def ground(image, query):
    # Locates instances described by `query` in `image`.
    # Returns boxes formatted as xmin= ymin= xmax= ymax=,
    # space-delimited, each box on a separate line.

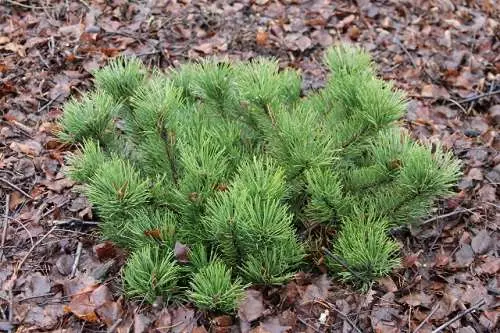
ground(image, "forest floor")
xmin=0 ymin=0 xmax=499 ymax=332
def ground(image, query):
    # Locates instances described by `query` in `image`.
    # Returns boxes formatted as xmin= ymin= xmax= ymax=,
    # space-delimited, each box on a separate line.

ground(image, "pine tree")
xmin=58 ymin=44 xmax=460 ymax=311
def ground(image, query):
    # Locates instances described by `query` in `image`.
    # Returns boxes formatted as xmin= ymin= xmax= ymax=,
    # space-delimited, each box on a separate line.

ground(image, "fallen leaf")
xmin=477 ymin=257 xmax=500 ymax=275
xmin=454 ymin=245 xmax=474 ymax=267
xmin=96 ymin=301 xmax=122 ymax=326
xmin=153 ymin=308 xmax=172 ymax=333
xmin=301 ymin=274 xmax=330 ymax=304
xmin=471 ymin=230 xmax=492 ymax=254
xmin=170 ymin=307 xmax=196 ymax=333
xmin=65 ymin=293 xmax=99 ymax=322
xmin=256 ymin=30 xmax=269 ymax=46
xmin=94 ymin=242 xmax=118 ymax=261
xmin=90 ymin=285 xmax=113 ymax=308
xmin=134 ymin=312 xmax=152 ymax=333
xmin=10 ymin=140 xmax=43 ymax=156
xmin=239 ymin=289 xmax=265 ymax=322
xmin=23 ymin=273 xmax=51 ymax=298
xmin=174 ymin=241 xmax=189 ymax=263
xmin=377 ymin=277 xmax=398 ymax=292
xmin=56 ymin=255 xmax=74 ymax=276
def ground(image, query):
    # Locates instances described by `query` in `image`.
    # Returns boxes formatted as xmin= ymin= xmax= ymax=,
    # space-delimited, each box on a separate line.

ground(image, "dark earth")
xmin=0 ymin=0 xmax=499 ymax=332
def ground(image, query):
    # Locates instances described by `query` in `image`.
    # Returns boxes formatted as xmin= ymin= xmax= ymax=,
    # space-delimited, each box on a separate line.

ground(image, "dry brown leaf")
xmin=238 ymin=289 xmax=265 ymax=322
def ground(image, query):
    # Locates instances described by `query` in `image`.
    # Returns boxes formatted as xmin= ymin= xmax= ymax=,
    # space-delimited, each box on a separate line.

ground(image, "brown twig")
xmin=51 ymin=219 xmax=99 ymax=226
xmin=4 ymin=0 xmax=53 ymax=9
xmin=107 ymin=318 xmax=123 ymax=333
xmin=0 ymin=194 xmax=10 ymax=260
xmin=70 ymin=241 xmax=83 ymax=278
xmin=297 ymin=316 xmax=321 ymax=333
xmin=431 ymin=299 xmax=485 ymax=333
xmin=458 ymin=89 xmax=500 ymax=104
xmin=0 ymin=178 xmax=34 ymax=200
xmin=421 ymin=207 xmax=476 ymax=225
xmin=5 ymin=225 xmax=57 ymax=332
xmin=41 ymin=199 xmax=70 ymax=218
xmin=413 ymin=304 xmax=439 ymax=333
xmin=15 ymin=226 xmax=57 ymax=274
xmin=314 ymin=300 xmax=363 ymax=333
xmin=394 ymin=40 xmax=437 ymax=83
xmin=37 ymin=93 xmax=61 ymax=113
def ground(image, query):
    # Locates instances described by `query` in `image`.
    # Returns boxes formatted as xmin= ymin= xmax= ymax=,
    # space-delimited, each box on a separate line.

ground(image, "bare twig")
xmin=8 ymin=120 xmax=33 ymax=135
xmin=37 ymin=93 xmax=61 ymax=113
xmin=70 ymin=241 xmax=83 ymax=278
xmin=41 ymin=199 xmax=70 ymax=218
xmin=297 ymin=316 xmax=321 ymax=333
xmin=446 ymin=98 xmax=468 ymax=114
xmin=431 ymin=299 xmax=485 ymax=333
xmin=0 ymin=178 xmax=34 ymax=200
xmin=314 ymin=300 xmax=363 ymax=333
xmin=413 ymin=304 xmax=439 ymax=333
xmin=107 ymin=318 xmax=123 ymax=333
xmin=6 ymin=216 xmax=34 ymax=247
xmin=15 ymin=226 xmax=57 ymax=273
xmin=394 ymin=40 xmax=438 ymax=83
xmin=51 ymin=219 xmax=99 ymax=226
xmin=330 ymin=307 xmax=363 ymax=333
xmin=0 ymin=195 xmax=10 ymax=260
xmin=458 ymin=89 xmax=500 ymax=104
xmin=4 ymin=0 xmax=53 ymax=9
xmin=421 ymin=207 xmax=476 ymax=225
xmin=5 ymin=225 xmax=57 ymax=332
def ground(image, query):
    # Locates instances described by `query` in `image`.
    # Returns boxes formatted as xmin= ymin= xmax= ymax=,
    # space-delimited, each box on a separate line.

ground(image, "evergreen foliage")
xmin=59 ymin=44 xmax=460 ymax=312
xmin=188 ymin=261 xmax=246 ymax=313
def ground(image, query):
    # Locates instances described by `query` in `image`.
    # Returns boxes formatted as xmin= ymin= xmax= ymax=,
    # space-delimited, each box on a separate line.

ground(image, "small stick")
xmin=297 ymin=316 xmax=321 ymax=333
xmin=9 ymin=120 xmax=33 ymax=135
xmin=330 ymin=308 xmax=362 ymax=333
xmin=0 ymin=194 xmax=10 ymax=260
xmin=458 ymin=89 xmax=500 ymax=104
xmin=322 ymin=247 xmax=366 ymax=283
xmin=413 ymin=304 xmax=439 ymax=333
xmin=70 ymin=241 xmax=83 ymax=278
xmin=37 ymin=94 xmax=61 ymax=113
xmin=431 ymin=299 xmax=485 ymax=333
xmin=107 ymin=318 xmax=123 ymax=333
xmin=421 ymin=208 xmax=475 ymax=225
xmin=15 ymin=226 xmax=57 ymax=274
xmin=0 ymin=178 xmax=33 ymax=200
xmin=41 ymin=199 xmax=70 ymax=218
xmin=52 ymin=219 xmax=99 ymax=226
xmin=315 ymin=300 xmax=363 ymax=333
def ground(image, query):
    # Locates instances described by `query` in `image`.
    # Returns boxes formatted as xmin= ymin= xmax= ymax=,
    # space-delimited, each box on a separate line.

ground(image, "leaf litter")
xmin=0 ymin=0 xmax=498 ymax=331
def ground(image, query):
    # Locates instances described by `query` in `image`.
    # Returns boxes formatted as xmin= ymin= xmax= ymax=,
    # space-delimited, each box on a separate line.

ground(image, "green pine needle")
xmin=86 ymin=157 xmax=150 ymax=220
xmin=123 ymin=245 xmax=181 ymax=304
xmin=330 ymin=213 xmax=400 ymax=288
xmin=93 ymin=56 xmax=147 ymax=102
xmin=65 ymin=139 xmax=107 ymax=183
xmin=58 ymin=90 xmax=119 ymax=144
xmin=61 ymin=44 xmax=461 ymax=306
xmin=188 ymin=260 xmax=246 ymax=313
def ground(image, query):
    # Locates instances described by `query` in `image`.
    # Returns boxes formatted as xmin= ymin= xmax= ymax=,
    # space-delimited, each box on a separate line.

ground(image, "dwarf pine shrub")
xmin=58 ymin=45 xmax=460 ymax=311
